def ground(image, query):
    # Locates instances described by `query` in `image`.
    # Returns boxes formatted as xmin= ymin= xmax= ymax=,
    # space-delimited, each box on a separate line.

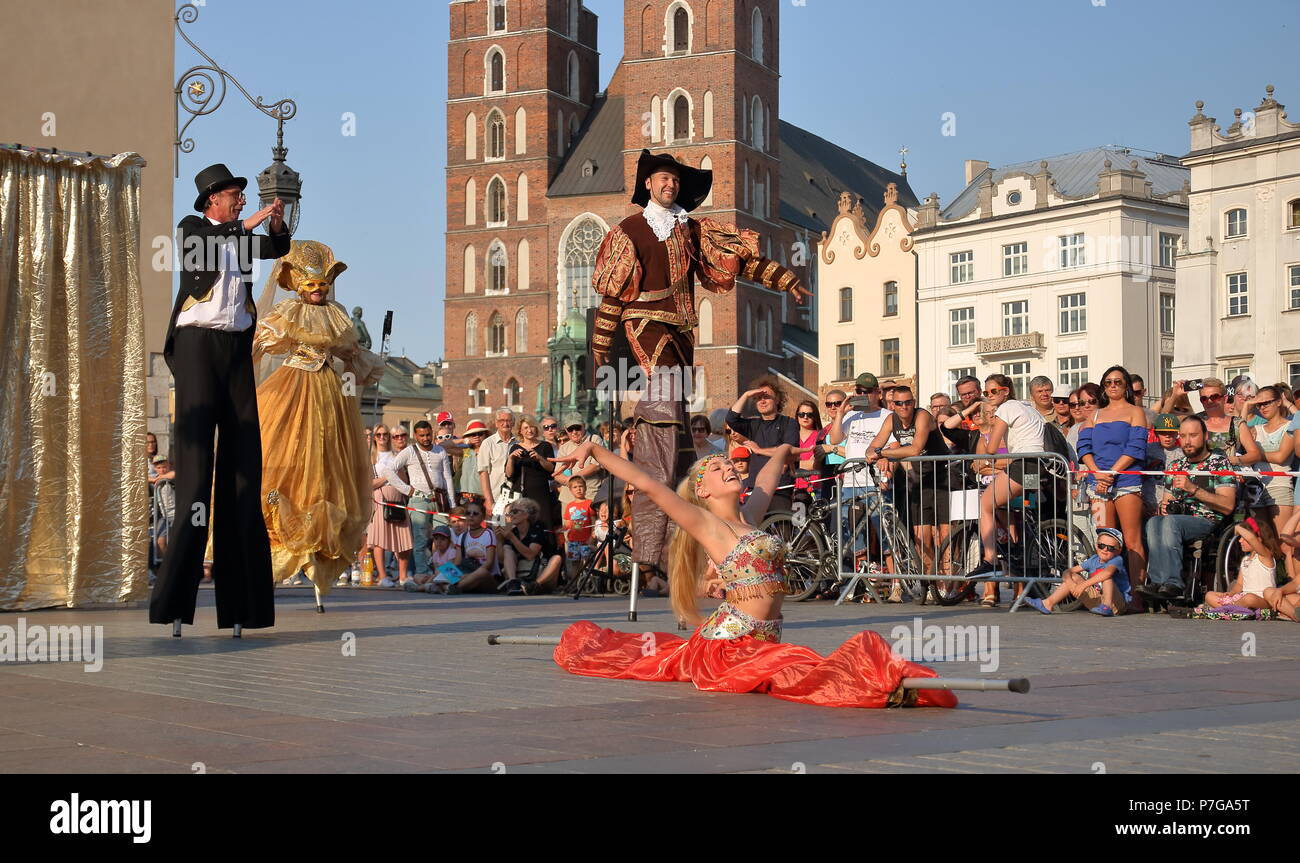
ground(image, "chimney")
xmin=412 ymin=373 xmax=423 ymax=388
xmin=964 ymin=159 xmax=989 ymax=185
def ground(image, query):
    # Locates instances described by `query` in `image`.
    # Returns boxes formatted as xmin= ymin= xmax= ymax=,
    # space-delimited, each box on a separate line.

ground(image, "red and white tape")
xmin=1076 ymin=467 xmax=1300 ymax=479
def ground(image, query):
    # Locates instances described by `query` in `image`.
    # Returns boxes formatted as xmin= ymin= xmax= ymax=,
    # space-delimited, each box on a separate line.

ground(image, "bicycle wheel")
xmin=760 ymin=511 xmax=827 ymax=602
xmin=880 ymin=510 xmax=926 ymax=602
xmin=933 ymin=522 xmax=980 ymax=606
xmin=1213 ymin=529 xmax=1243 ymax=595
xmin=1030 ymin=518 xmax=1092 ymax=613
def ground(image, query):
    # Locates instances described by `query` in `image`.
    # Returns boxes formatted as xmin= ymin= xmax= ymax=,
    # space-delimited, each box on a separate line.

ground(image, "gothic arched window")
xmin=489 ymin=312 xmax=506 ymax=354
xmin=672 ymin=94 xmax=689 ymax=141
xmin=465 ymin=312 xmax=478 ymax=356
xmin=487 ymin=111 xmax=505 ymax=159
xmin=486 ymin=177 xmax=506 ymax=225
xmin=487 ymin=242 xmax=507 ymax=294
xmin=562 ymin=216 xmax=606 ymax=315
xmin=487 ymin=49 xmax=504 ymax=93
xmin=673 ymin=7 xmax=689 ymax=52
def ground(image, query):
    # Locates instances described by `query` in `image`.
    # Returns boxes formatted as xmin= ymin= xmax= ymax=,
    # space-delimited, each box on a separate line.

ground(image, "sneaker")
xmin=887 ymin=583 xmax=904 ymax=604
xmin=498 ymin=578 xmax=521 ymax=595
xmin=1133 ymin=581 xmax=1162 ymax=601
xmin=1157 ymin=583 xmax=1184 ymax=600
xmin=1024 ymin=597 xmax=1052 ymax=615
xmin=403 ymin=579 xmax=421 ymax=592
xmin=378 ymin=577 xmax=396 ymax=589
xmin=1089 ymin=604 xmax=1115 ymax=617
xmin=966 ymin=560 xmax=1001 ymax=579
xmin=334 ymin=574 xmax=350 ymax=588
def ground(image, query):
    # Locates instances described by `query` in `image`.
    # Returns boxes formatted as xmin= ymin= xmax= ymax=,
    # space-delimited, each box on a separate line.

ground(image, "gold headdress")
xmin=270 ymin=239 xmax=348 ymax=298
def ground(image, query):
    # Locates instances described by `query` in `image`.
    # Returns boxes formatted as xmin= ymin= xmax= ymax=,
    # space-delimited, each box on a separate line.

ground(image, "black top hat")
xmin=192 ymin=163 xmax=248 ymax=212
xmin=630 ymin=149 xmax=712 ymax=212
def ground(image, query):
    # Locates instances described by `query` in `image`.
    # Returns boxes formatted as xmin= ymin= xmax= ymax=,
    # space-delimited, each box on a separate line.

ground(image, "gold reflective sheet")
xmin=0 ymin=148 xmax=150 ymax=609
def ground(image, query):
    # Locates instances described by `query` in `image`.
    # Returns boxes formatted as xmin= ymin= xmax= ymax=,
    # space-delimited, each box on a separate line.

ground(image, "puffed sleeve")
xmin=591 ymin=226 xmax=639 ymax=353
xmin=1123 ymin=423 xmax=1149 ymax=461
xmin=696 ymin=217 xmax=805 ymax=297
xmin=1076 ymin=425 xmax=1094 ymax=460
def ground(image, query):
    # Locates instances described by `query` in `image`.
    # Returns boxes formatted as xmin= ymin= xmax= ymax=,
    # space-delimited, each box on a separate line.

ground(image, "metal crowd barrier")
xmin=823 ymin=453 xmax=1090 ymax=612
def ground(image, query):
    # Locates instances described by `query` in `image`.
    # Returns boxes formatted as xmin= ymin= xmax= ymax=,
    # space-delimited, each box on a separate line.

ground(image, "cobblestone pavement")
xmin=1 ymin=586 xmax=1296 ymax=773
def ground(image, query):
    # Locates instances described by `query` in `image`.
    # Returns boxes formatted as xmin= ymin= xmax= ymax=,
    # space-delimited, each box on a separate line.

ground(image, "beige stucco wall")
xmin=0 ymin=0 xmax=175 ymax=451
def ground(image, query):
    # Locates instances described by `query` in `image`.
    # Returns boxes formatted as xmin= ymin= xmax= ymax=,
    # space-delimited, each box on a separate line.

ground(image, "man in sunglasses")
xmin=1024 ymin=527 xmax=1131 ymax=616
xmin=826 ymin=372 xmax=894 ymax=565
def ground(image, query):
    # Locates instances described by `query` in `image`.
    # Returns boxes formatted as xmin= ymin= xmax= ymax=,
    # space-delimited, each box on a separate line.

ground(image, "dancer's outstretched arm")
xmin=738 ymin=442 xmax=796 ymax=523
xmin=557 ymin=442 xmax=738 ymax=565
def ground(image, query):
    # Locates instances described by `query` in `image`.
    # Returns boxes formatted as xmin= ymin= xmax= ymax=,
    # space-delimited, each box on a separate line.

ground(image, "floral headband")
xmin=693 ymin=454 xmax=731 ymax=491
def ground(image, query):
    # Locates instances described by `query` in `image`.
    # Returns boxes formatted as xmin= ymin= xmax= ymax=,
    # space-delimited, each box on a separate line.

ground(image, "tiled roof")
xmin=941 ymin=147 xmax=1188 ymax=220
xmin=778 ymin=120 xmax=917 ymax=235
xmin=548 ymin=94 xmax=626 ymax=198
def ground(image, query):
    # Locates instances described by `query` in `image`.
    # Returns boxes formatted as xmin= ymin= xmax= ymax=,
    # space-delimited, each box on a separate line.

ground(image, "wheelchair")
xmin=1150 ymin=516 xmax=1241 ymax=609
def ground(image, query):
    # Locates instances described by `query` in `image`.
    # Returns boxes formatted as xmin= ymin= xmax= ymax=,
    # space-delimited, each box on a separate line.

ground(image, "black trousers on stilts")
xmin=149 ymin=326 xmax=274 ymax=629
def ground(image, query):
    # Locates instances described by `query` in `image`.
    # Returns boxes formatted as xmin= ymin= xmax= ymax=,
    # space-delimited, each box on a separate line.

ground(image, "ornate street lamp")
xmin=173 ymin=3 xmax=302 ymax=232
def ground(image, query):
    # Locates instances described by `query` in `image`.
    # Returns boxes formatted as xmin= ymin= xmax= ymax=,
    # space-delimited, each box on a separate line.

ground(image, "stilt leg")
xmin=172 ymin=619 xmax=182 ymax=638
xmin=628 ymin=563 xmax=639 ymax=622
xmin=314 ymin=583 xmax=325 ymax=613
xmin=232 ymin=623 xmax=242 ymax=639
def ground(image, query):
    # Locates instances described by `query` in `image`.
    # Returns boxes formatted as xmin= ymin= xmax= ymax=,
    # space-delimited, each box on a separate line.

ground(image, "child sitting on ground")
xmin=1266 ymin=509 xmax=1300 ymax=620
xmin=419 ymin=525 xmax=462 ymax=594
xmin=447 ymin=505 xmax=468 ymax=542
xmin=1025 ymin=527 xmax=1131 ymax=616
xmin=1204 ymin=517 xmax=1281 ymax=612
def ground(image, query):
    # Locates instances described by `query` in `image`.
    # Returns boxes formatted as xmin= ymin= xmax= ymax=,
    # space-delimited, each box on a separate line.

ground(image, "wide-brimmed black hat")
xmin=192 ymin=163 xmax=248 ymax=212
xmin=630 ymin=149 xmax=712 ymax=212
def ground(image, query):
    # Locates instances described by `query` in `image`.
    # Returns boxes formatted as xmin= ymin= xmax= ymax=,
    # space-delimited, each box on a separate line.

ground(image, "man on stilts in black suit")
xmin=150 ymin=164 xmax=291 ymax=636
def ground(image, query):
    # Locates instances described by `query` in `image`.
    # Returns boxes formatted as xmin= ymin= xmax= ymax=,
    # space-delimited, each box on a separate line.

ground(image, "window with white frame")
xmin=506 ymin=377 xmax=522 ymax=407
xmin=883 ymin=281 xmax=898 ymax=317
xmin=1058 ymin=356 xmax=1088 ymax=389
xmin=490 ymin=0 xmax=506 ymax=32
xmin=562 ymin=217 xmax=604 ymax=316
xmin=1002 ymin=300 xmax=1029 ymax=336
xmin=1058 ymin=233 xmax=1086 ymax=269
xmin=950 ymin=250 xmax=974 ymax=284
xmin=1227 ymin=272 xmax=1248 ymax=316
xmin=837 ymin=344 xmax=854 ymax=382
xmin=488 ymin=313 xmax=507 ymax=355
xmin=1289 ymin=264 xmax=1300 ymax=309
xmin=1003 ymin=241 xmax=1028 ymax=276
xmin=1161 ymin=356 xmax=1173 ymax=394
xmin=487 ymin=49 xmax=504 ymax=94
xmin=487 ymin=243 xmax=507 ymax=294
xmin=471 ymin=379 xmax=488 ymax=408
xmin=1159 ymin=232 xmax=1179 ymax=268
xmin=838 ymin=287 xmax=852 ymax=322
xmin=1225 ymin=365 xmax=1251 ymax=382
xmin=881 ymin=339 xmax=900 ymax=377
xmin=486 ymin=178 xmax=506 ymax=225
xmin=1160 ymin=293 xmax=1175 ymax=335
xmin=487 ymin=111 xmax=505 ymax=160
xmin=949 ymin=307 xmax=974 ymax=346
xmin=1059 ymin=292 xmax=1086 ymax=334
xmin=1002 ymin=362 xmax=1031 ymax=400
xmin=672 ymin=6 xmax=689 ymax=53
xmin=1225 ymin=208 xmax=1247 ymax=238
xmin=1288 ymin=361 xmax=1300 ymax=391
xmin=1290 ymin=200 xmax=1300 ymax=229
xmin=948 ymin=367 xmax=976 ymax=397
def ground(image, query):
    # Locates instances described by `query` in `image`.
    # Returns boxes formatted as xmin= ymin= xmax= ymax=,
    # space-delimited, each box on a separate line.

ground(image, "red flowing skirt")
xmin=554 ymin=621 xmax=957 ymax=709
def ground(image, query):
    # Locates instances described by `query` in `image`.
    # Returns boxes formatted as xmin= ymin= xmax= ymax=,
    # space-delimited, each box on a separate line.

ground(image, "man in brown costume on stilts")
xmin=590 ymin=150 xmax=811 ymax=578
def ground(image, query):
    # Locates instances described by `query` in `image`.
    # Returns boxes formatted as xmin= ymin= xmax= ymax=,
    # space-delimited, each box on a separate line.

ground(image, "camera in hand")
xmin=1164 ymin=500 xmax=1188 ymax=515
xmin=848 ymin=395 xmax=874 ymax=409
xmin=1184 ymin=379 xmax=1204 ymax=391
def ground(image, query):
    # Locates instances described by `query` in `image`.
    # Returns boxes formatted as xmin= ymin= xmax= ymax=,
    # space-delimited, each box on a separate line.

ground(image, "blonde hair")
xmin=371 ymin=423 xmax=390 ymax=464
xmin=667 ymin=472 xmax=708 ymax=625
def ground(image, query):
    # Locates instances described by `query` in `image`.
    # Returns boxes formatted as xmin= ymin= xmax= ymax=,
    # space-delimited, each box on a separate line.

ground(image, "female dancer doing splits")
xmin=552 ymin=441 xmax=955 ymax=708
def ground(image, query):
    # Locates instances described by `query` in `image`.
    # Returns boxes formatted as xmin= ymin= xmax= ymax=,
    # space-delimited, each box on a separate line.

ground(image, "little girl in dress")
xmin=1203 ymin=517 xmax=1282 ymax=611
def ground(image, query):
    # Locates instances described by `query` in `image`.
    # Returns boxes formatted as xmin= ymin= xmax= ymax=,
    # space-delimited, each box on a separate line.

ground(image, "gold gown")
xmin=252 ymin=298 xmax=384 ymax=591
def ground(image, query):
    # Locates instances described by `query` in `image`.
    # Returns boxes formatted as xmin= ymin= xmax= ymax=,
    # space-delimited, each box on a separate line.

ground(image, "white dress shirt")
xmin=175 ymin=217 xmax=253 ymax=332
xmin=383 ymin=443 xmax=455 ymax=498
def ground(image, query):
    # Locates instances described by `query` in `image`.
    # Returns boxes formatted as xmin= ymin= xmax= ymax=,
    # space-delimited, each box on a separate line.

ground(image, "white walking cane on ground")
xmin=485 ymin=635 xmax=1030 ymax=705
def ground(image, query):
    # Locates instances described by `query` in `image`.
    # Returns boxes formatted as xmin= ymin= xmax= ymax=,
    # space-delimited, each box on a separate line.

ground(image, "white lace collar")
xmin=642 ymin=199 xmax=688 ymax=242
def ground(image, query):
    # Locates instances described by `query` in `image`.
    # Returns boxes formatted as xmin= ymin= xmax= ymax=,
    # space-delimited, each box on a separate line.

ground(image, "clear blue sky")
xmin=173 ymin=0 xmax=1298 ymax=366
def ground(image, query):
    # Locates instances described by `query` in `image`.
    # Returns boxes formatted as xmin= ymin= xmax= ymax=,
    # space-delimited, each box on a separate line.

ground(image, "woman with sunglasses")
xmin=1077 ymin=365 xmax=1151 ymax=590
xmin=1065 ymin=384 xmax=1099 ymax=454
xmin=550 ymin=441 xmax=955 ymax=708
xmin=1191 ymin=378 xmax=1263 ymax=464
xmin=1245 ymin=386 xmax=1296 ymax=535
xmin=365 ymin=424 xmax=413 ymax=586
xmin=690 ymin=415 xmax=723 ymax=459
xmin=792 ymin=400 xmax=824 ymax=500
xmin=965 ymin=375 xmax=1046 ymax=593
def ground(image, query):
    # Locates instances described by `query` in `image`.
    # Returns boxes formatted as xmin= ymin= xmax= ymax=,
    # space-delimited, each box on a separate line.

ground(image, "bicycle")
xmin=933 ymin=487 xmax=1093 ymax=609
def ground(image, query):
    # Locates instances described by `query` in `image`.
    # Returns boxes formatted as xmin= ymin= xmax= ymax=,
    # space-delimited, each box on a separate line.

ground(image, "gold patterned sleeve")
xmin=696 ymin=217 xmax=805 ymax=298
xmin=591 ymin=226 xmax=641 ymax=303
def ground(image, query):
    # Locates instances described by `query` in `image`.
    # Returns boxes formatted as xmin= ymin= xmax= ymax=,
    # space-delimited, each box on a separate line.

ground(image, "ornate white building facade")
xmin=912 ymin=148 xmax=1189 ymax=399
xmin=1174 ymin=86 xmax=1300 ymax=389
xmin=816 ymin=184 xmax=918 ymax=391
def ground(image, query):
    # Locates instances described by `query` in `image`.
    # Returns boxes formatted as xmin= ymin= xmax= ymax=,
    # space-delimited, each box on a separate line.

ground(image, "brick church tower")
xmin=443 ymin=0 xmax=816 ymax=422
xmin=443 ymin=0 xmax=600 ymax=420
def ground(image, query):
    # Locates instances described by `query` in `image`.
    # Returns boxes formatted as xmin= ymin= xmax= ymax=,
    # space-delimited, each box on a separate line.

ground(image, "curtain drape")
xmin=0 ymin=147 xmax=149 ymax=609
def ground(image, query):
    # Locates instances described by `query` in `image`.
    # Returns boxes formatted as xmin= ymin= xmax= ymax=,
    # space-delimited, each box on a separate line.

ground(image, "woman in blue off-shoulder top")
xmin=1077 ymin=365 xmax=1152 ymax=595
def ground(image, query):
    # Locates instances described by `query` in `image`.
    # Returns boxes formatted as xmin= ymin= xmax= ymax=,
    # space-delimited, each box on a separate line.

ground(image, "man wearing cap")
xmin=826 ymin=372 xmax=894 ymax=563
xmin=1143 ymin=413 xmax=1183 ymax=514
xmin=1050 ymin=385 xmax=1074 ymax=431
xmin=590 ymin=149 xmax=810 ymax=572
xmin=554 ymin=417 xmax=605 ymax=507
xmin=150 ymin=163 xmax=291 ymax=634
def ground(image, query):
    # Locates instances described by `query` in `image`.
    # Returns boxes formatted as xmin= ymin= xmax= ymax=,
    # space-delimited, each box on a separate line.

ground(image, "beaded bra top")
xmin=715 ymin=529 xmax=788 ymax=602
